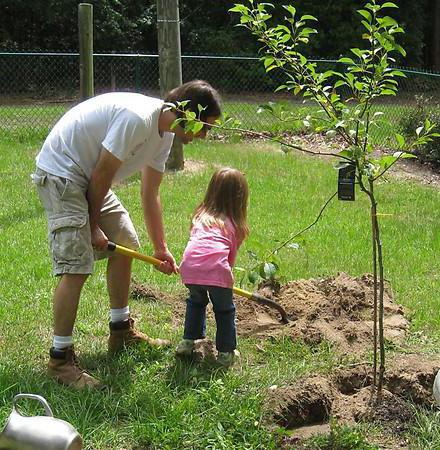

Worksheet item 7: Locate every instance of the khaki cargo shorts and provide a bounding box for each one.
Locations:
[32,168,139,276]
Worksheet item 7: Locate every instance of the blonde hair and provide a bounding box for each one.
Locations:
[192,167,249,241]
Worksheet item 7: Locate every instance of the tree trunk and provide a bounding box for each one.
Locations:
[370,184,378,387]
[369,180,385,396]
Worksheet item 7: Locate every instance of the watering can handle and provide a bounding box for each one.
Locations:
[13,394,54,417]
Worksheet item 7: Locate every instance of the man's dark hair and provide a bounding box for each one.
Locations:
[164,80,222,121]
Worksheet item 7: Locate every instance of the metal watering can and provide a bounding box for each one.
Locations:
[0,394,83,450]
[433,369,440,406]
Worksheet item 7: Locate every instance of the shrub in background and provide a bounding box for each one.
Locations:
[399,95,440,166]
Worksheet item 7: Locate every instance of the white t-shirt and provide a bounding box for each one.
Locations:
[36,92,174,187]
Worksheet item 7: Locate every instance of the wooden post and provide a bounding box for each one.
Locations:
[432,0,440,71]
[78,3,94,100]
[157,0,184,171]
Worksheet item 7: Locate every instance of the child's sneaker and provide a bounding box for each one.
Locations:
[175,339,195,358]
[216,350,240,368]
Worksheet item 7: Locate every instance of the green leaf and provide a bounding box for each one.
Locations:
[263,57,275,68]
[388,70,406,77]
[354,81,364,91]
[334,161,352,170]
[357,9,372,21]
[338,57,356,65]
[393,151,416,159]
[395,133,405,147]
[274,84,287,92]
[248,271,259,284]
[381,89,396,96]
[300,14,318,21]
[395,44,406,56]
[338,149,354,158]
[262,262,277,279]
[334,80,347,88]
[283,5,296,17]
[381,2,398,8]
[229,4,248,13]
[378,155,397,169]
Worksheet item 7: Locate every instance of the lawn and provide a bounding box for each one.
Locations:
[0,134,440,449]
[0,100,422,148]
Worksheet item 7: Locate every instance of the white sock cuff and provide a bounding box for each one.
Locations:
[110,306,130,323]
[53,335,73,350]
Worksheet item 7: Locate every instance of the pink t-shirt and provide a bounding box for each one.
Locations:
[179,219,241,288]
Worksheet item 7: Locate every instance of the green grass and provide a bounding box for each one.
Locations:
[0,100,417,147]
[0,135,439,449]
[223,101,415,146]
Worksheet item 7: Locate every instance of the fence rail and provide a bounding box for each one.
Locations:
[1,52,439,145]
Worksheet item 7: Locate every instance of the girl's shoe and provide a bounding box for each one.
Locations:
[216,350,240,368]
[175,339,195,358]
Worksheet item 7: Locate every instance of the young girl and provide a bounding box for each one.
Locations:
[177,167,249,367]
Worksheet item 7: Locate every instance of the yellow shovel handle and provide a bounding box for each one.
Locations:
[107,242,161,266]
[107,241,288,323]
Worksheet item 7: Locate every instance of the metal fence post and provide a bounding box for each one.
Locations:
[78,3,94,100]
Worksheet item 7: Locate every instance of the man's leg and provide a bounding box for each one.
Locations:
[106,252,171,352]
[32,171,101,389]
[48,273,103,389]
[53,273,88,336]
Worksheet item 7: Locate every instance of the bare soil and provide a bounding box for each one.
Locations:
[131,271,439,448]
[239,272,408,354]
[270,353,440,449]
[133,272,409,355]
[291,133,440,189]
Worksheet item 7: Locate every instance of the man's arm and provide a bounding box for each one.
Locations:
[141,166,178,274]
[87,147,122,250]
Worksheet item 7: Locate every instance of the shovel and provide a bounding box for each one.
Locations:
[107,241,289,324]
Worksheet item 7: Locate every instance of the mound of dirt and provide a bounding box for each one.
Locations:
[235,272,409,355]
[268,355,440,448]
[132,272,409,356]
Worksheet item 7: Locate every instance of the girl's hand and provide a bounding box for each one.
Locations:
[153,249,179,275]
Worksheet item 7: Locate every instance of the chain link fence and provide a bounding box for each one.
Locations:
[1,52,439,146]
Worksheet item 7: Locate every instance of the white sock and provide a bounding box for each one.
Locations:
[53,335,73,350]
[110,306,130,323]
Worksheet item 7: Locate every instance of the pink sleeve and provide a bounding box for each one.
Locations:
[227,222,241,267]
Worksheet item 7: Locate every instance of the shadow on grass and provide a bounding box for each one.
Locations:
[164,356,228,393]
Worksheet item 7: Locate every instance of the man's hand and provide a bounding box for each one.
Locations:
[91,226,109,251]
[153,248,179,275]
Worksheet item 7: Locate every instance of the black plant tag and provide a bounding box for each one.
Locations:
[338,163,356,201]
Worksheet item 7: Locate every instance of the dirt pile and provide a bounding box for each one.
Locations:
[236,272,409,354]
[267,355,440,448]
[132,272,409,355]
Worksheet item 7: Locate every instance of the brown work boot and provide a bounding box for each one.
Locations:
[48,346,102,390]
[108,317,171,354]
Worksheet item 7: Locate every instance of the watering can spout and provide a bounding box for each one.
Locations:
[0,394,83,449]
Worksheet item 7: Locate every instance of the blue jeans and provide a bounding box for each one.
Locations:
[183,284,236,353]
